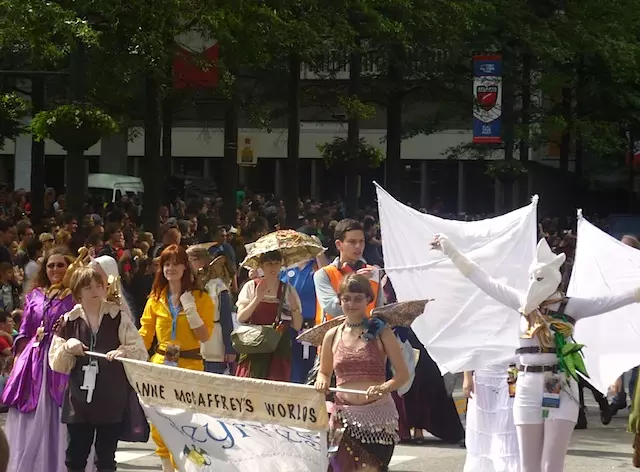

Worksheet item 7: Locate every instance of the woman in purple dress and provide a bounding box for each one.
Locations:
[1,246,75,471]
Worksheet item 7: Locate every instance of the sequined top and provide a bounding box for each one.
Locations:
[333,326,387,386]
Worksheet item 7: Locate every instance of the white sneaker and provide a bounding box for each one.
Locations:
[161,457,175,472]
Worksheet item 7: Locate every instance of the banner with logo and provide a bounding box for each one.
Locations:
[473,55,503,144]
[122,361,328,471]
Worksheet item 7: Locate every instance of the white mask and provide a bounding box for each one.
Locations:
[520,238,566,315]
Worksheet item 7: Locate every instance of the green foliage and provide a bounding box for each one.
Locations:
[318,137,385,169]
[485,160,528,181]
[0,93,29,147]
[30,102,118,151]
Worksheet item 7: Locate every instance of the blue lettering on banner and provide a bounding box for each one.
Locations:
[153,409,322,452]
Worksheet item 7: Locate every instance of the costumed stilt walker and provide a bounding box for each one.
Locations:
[431,233,640,472]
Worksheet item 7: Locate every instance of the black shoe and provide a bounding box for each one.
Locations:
[575,409,588,429]
[600,403,612,425]
[611,400,628,416]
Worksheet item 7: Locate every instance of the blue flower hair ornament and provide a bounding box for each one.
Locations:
[361,316,387,341]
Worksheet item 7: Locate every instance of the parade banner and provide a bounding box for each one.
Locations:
[376,183,537,374]
[142,407,327,472]
[122,360,328,431]
[569,215,640,394]
[473,55,503,144]
[121,361,328,472]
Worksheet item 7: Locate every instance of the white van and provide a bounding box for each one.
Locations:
[88,173,144,203]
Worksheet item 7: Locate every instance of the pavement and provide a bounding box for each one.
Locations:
[1,392,636,471]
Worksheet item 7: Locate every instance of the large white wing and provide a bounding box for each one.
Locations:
[376,183,537,374]
[569,215,640,394]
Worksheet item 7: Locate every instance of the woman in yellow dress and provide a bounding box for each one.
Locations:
[138,244,214,472]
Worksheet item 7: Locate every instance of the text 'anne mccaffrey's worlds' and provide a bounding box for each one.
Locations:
[123,361,327,431]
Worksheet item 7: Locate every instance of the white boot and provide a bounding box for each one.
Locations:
[161,457,175,472]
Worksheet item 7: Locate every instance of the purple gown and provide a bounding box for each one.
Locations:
[2,289,75,472]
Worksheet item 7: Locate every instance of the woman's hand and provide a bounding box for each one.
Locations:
[430,234,444,251]
[64,338,87,356]
[463,374,475,398]
[255,279,268,301]
[365,383,388,398]
[315,374,329,393]
[106,349,125,361]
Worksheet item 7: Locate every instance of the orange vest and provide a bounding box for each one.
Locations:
[315,264,379,325]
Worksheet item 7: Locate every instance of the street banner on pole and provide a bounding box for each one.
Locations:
[473,55,503,144]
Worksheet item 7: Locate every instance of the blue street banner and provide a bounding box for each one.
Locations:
[473,55,503,144]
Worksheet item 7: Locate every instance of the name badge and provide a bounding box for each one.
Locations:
[542,371,561,408]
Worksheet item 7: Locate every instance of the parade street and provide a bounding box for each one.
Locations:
[2,391,631,471]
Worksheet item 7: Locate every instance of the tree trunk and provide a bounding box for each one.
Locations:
[560,87,572,172]
[65,41,87,218]
[221,93,239,225]
[346,48,362,217]
[285,53,301,229]
[30,75,45,225]
[501,44,515,210]
[162,95,173,174]
[629,130,636,213]
[386,46,403,200]
[575,56,585,179]
[141,76,162,236]
[519,53,531,203]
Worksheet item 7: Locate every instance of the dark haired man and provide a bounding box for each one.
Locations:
[313,218,384,325]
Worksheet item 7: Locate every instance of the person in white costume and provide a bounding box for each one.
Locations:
[432,234,640,472]
[463,362,520,472]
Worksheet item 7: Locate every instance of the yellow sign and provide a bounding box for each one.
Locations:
[238,137,258,167]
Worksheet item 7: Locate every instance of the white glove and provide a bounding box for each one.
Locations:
[433,234,477,277]
[64,338,87,356]
[180,291,204,330]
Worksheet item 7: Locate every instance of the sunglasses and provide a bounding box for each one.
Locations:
[46,262,66,269]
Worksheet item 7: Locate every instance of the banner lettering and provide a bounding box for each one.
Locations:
[122,361,327,431]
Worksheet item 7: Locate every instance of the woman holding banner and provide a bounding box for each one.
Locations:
[315,273,409,471]
[138,245,214,472]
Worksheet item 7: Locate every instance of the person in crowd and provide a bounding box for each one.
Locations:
[279,228,328,383]
[1,246,76,472]
[186,243,236,374]
[236,250,302,380]
[315,274,409,471]
[314,218,385,326]
[138,244,214,472]
[49,266,147,472]
[0,428,8,472]
[23,238,43,289]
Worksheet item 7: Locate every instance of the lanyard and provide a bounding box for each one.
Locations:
[89,330,97,352]
[167,292,181,340]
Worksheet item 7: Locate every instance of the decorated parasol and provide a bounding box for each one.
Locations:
[296,299,433,346]
[240,229,325,270]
